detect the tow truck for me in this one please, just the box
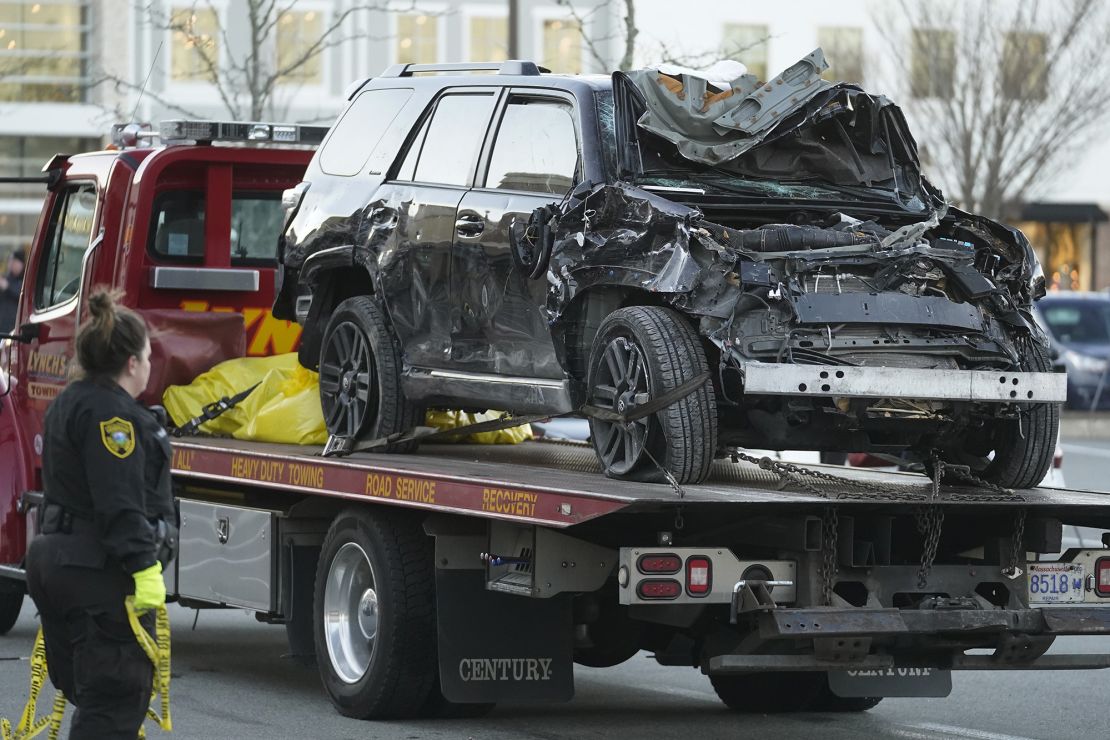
[2,119,1110,720]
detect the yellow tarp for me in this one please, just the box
[162,353,532,445]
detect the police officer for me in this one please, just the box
[26,289,177,739]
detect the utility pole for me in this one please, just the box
[508,0,519,58]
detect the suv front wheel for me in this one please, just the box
[319,296,422,451]
[586,306,717,484]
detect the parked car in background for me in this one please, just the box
[1035,292,1110,410]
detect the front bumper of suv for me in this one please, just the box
[742,362,1067,403]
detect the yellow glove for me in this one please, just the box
[132,562,166,613]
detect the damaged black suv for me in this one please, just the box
[274,53,1064,488]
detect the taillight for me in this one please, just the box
[1096,557,1110,597]
[686,556,712,596]
[637,553,681,574]
[638,579,681,599]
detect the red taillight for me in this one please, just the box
[637,553,681,574]
[1096,558,1110,597]
[686,556,712,596]
[638,579,681,599]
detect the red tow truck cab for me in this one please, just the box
[0,121,321,567]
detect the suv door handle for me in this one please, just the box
[455,213,484,237]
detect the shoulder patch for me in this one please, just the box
[99,417,136,459]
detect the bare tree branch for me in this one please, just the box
[874,0,1110,219]
[95,0,427,122]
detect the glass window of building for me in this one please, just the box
[910,28,956,98]
[0,135,100,254]
[470,16,507,62]
[396,14,438,65]
[1002,31,1047,101]
[277,9,324,84]
[542,19,581,74]
[0,1,89,102]
[171,7,219,82]
[722,23,769,81]
[818,26,864,84]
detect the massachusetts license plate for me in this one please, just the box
[1028,563,1085,603]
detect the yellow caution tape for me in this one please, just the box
[1,600,171,740]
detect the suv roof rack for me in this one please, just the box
[379,60,550,78]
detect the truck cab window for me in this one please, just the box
[484,98,578,195]
[34,183,96,310]
[150,191,284,264]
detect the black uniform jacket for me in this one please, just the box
[42,378,175,574]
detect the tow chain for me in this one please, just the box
[728,448,1026,596]
[1003,508,1028,579]
[1,600,171,740]
[820,506,839,606]
[915,453,946,589]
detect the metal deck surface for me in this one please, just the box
[170,436,1110,517]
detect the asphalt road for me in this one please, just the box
[1060,437,1110,493]
[1,600,1108,740]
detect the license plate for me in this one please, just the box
[1028,563,1085,603]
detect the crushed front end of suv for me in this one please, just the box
[275,52,1064,488]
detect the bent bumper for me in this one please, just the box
[742,362,1067,403]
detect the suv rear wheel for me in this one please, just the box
[586,306,716,484]
[319,296,422,450]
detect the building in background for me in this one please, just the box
[2,0,1110,292]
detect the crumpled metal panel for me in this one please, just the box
[626,49,832,165]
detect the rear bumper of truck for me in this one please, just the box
[706,605,1110,674]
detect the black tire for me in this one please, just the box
[586,306,717,484]
[943,342,1060,489]
[319,296,423,451]
[313,508,436,719]
[710,672,881,713]
[0,581,23,635]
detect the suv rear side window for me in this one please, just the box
[35,183,96,310]
[485,98,578,195]
[397,93,496,187]
[150,191,284,264]
[319,88,414,177]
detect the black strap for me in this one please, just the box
[322,372,711,458]
[173,382,261,438]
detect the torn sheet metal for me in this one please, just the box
[617,48,923,197]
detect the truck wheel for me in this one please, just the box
[0,582,23,635]
[942,342,1059,489]
[314,508,436,718]
[319,296,422,451]
[586,306,716,484]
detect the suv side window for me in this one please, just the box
[485,98,578,195]
[397,93,497,187]
[35,183,96,310]
[319,88,414,177]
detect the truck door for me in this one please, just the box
[451,92,579,378]
[371,90,499,370]
[17,181,99,424]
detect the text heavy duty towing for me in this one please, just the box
[3,118,1110,721]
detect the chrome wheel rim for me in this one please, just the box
[323,542,378,684]
[590,336,651,475]
[320,321,376,437]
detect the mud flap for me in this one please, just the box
[435,568,574,703]
[828,668,952,698]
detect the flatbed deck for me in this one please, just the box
[170,438,1110,527]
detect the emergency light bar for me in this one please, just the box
[159,119,329,145]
